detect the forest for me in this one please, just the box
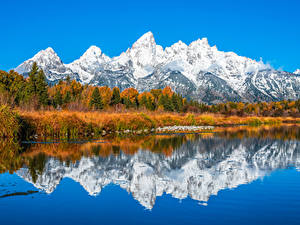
[1,62,300,117]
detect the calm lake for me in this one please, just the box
[1,126,300,225]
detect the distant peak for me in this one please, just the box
[201,37,209,44]
[171,40,188,48]
[83,45,102,56]
[189,37,210,48]
[34,47,57,56]
[132,31,156,48]
[73,45,110,65]
[32,47,60,60]
[294,69,300,74]
[141,31,154,39]
[44,47,55,53]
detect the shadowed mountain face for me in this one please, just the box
[14,32,300,104]
[16,136,300,209]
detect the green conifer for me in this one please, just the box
[35,69,49,106]
[110,87,121,105]
[89,88,103,110]
[54,90,63,107]
[63,91,71,104]
[25,62,39,100]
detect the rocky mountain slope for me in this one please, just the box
[17,137,300,209]
[15,32,300,103]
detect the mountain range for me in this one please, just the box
[15,32,300,104]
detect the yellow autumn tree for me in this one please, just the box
[121,88,139,103]
[162,86,173,97]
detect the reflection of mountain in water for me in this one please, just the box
[17,138,300,209]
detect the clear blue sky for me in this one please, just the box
[1,0,299,72]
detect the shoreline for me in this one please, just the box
[1,106,300,140]
[21,111,298,140]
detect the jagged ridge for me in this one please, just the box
[15,32,300,103]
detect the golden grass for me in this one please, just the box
[0,105,21,138]
[18,110,300,139]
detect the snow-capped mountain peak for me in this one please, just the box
[66,46,110,84]
[44,47,55,53]
[14,32,300,103]
[294,69,300,74]
[82,45,103,57]
[122,31,165,78]
[75,45,111,64]
[131,31,156,49]
[32,47,62,63]
[15,47,64,78]
[189,37,210,48]
[30,47,61,64]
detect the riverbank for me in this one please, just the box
[1,106,300,140]
[17,110,300,139]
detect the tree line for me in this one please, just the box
[0,63,300,117]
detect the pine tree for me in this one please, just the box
[66,75,71,85]
[25,62,39,101]
[123,97,131,109]
[140,95,148,108]
[158,94,166,108]
[63,91,71,104]
[163,95,174,112]
[89,88,103,110]
[172,94,178,112]
[110,87,121,105]
[134,96,139,109]
[35,69,49,106]
[172,94,183,112]
[146,96,155,110]
[54,90,63,107]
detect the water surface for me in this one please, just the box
[1,126,300,225]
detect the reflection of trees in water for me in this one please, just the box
[28,153,46,183]
[1,125,300,181]
[0,135,190,178]
[15,131,300,209]
[0,140,24,174]
[0,140,47,183]
[216,125,300,140]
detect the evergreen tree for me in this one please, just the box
[25,62,39,100]
[63,91,71,104]
[134,96,139,109]
[123,97,131,109]
[158,94,166,108]
[172,94,183,112]
[110,87,121,105]
[146,96,155,111]
[89,88,103,110]
[161,94,174,111]
[140,95,148,108]
[54,90,63,107]
[66,75,71,85]
[35,69,49,106]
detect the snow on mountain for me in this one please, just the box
[15,47,60,75]
[14,32,300,103]
[15,47,80,83]
[66,46,110,84]
[17,138,300,209]
[294,69,300,75]
[122,31,165,79]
